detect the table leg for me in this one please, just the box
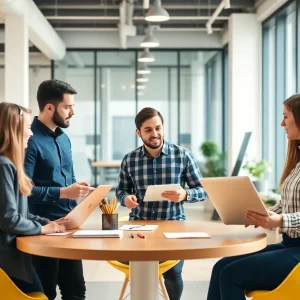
[130,261,159,300]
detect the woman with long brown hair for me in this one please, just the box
[0,102,66,294]
[207,94,300,300]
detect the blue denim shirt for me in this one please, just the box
[24,117,77,220]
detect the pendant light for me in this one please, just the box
[138,48,155,63]
[145,0,170,22]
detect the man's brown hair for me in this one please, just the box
[135,107,164,130]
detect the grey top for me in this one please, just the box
[0,155,49,283]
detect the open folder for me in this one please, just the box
[73,230,123,238]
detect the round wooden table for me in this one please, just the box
[17,221,267,300]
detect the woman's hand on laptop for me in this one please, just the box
[60,182,95,200]
[41,222,66,234]
[161,187,187,202]
[244,210,283,229]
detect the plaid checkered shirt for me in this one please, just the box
[116,141,207,220]
[269,162,300,237]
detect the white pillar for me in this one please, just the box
[228,14,262,172]
[5,14,29,107]
[191,54,205,160]
[102,68,112,161]
[130,261,159,300]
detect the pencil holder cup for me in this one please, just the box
[102,214,118,230]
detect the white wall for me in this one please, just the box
[228,14,262,172]
[58,31,222,49]
[0,53,51,111]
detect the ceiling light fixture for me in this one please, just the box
[137,85,147,90]
[137,75,149,83]
[138,48,155,63]
[145,0,170,22]
[137,63,151,75]
[140,28,160,48]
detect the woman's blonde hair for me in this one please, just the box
[280,94,300,185]
[0,102,33,195]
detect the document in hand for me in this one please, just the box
[119,225,158,231]
[163,232,211,239]
[143,184,181,201]
[73,230,123,238]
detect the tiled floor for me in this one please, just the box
[56,200,279,299]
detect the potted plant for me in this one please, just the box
[242,159,271,192]
[199,141,226,177]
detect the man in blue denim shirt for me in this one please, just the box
[116,107,207,300]
[24,80,93,300]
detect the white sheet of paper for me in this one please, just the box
[143,184,181,202]
[119,225,158,231]
[72,230,123,238]
[46,232,73,236]
[163,232,211,239]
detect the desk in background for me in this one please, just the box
[91,161,121,186]
[17,221,267,300]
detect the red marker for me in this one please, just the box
[137,232,146,239]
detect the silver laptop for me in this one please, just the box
[63,185,113,230]
[200,176,269,225]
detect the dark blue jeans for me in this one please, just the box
[163,260,184,300]
[33,256,86,300]
[207,234,300,300]
[11,268,44,294]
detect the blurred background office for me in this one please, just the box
[0,0,297,298]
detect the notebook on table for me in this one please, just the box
[73,230,123,238]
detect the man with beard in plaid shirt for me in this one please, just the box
[116,107,207,300]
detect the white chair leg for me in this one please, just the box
[119,277,129,300]
[159,277,169,300]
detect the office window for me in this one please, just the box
[262,2,296,188]
[53,49,225,184]
[97,51,136,161]
[204,52,223,149]
[54,51,96,184]
[179,51,224,160]
[137,51,178,146]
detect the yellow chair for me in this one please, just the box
[107,260,180,300]
[0,268,48,300]
[245,263,300,300]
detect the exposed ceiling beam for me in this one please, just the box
[54,27,224,32]
[37,2,254,10]
[0,0,65,60]
[46,16,230,21]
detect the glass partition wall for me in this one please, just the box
[53,49,225,185]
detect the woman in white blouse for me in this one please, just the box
[207,94,300,300]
